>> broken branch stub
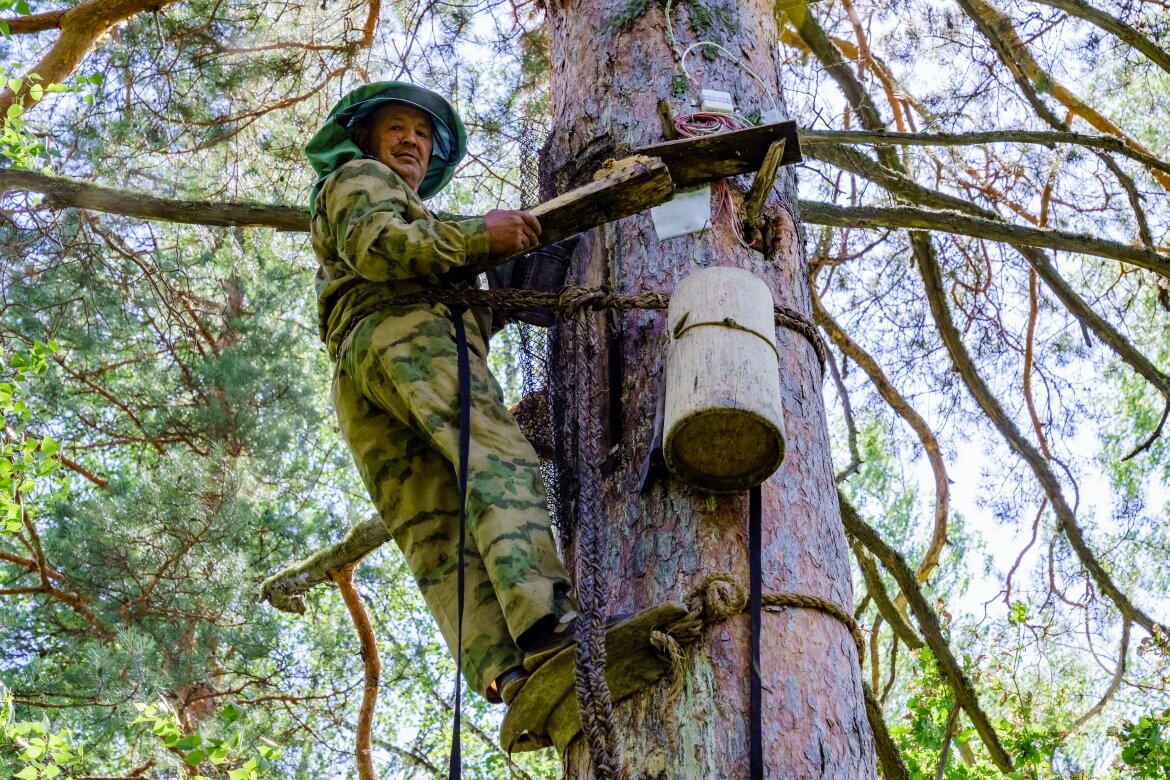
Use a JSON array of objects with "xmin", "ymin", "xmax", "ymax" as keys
[{"xmin": 258, "ymin": 514, "xmax": 391, "ymax": 614}]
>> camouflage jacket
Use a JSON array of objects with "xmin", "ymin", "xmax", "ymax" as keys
[{"xmin": 311, "ymin": 158, "xmax": 493, "ymax": 359}]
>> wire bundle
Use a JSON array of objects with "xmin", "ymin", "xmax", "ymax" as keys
[{"xmin": 673, "ymin": 112, "xmax": 753, "ymax": 246}]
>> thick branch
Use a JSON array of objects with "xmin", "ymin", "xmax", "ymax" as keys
[
  {"xmin": 1027, "ymin": 0, "xmax": 1170, "ymax": 75},
  {"xmin": 799, "ymin": 129, "xmax": 1170, "ymax": 183},
  {"xmin": 913, "ymin": 231, "xmax": 1163, "ymax": 636},
  {"xmin": 777, "ymin": 2, "xmax": 895, "ymax": 166},
  {"xmin": 2, "ymin": 10, "xmax": 67, "ymax": 34},
  {"xmin": 800, "ymin": 200, "xmax": 1170, "ymax": 277},
  {"xmin": 1, "ymin": 169, "xmax": 310, "ymax": 231},
  {"xmin": 0, "ymin": 0, "xmax": 184, "ymax": 117},
  {"xmin": 862, "ymin": 682, "xmax": 910, "ymax": 780},
  {"xmin": 839, "ymin": 491, "xmax": 1015, "ymax": 773},
  {"xmin": 259, "ymin": 515, "xmax": 390, "ymax": 614}
]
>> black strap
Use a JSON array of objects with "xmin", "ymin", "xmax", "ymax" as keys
[
  {"xmin": 449, "ymin": 306, "xmax": 471, "ymax": 780},
  {"xmin": 749, "ymin": 484, "xmax": 764, "ymax": 780}
]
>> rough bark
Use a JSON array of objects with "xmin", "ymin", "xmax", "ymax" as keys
[{"xmin": 543, "ymin": 1, "xmax": 874, "ymax": 776}]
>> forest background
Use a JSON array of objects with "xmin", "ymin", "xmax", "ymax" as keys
[{"xmin": 1, "ymin": 0, "xmax": 1168, "ymax": 778}]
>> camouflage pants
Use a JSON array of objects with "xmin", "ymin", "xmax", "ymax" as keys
[{"xmin": 333, "ymin": 303, "xmax": 572, "ymax": 697}]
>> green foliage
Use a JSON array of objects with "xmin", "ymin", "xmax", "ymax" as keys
[
  {"xmin": 1, "ymin": 685, "xmax": 84, "ymax": 779},
  {"xmin": 887, "ymin": 651, "xmax": 1068, "ymax": 779},
  {"xmin": 0, "ymin": 343, "xmax": 66, "ymax": 533},
  {"xmin": 133, "ymin": 702, "xmax": 282, "ymax": 780},
  {"xmin": 1113, "ymin": 708, "xmax": 1170, "ymax": 780}
]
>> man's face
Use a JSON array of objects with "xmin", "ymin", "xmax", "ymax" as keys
[{"xmin": 356, "ymin": 103, "xmax": 434, "ymax": 192}]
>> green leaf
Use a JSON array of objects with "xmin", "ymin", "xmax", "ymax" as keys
[
  {"xmin": 172, "ymin": 734, "xmax": 202, "ymax": 750},
  {"xmin": 185, "ymin": 748, "xmax": 206, "ymax": 766},
  {"xmin": 15, "ymin": 767, "xmax": 38, "ymax": 780},
  {"xmin": 41, "ymin": 765, "xmax": 61, "ymax": 779}
]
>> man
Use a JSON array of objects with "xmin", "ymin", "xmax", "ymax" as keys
[{"xmin": 304, "ymin": 81, "xmax": 579, "ymax": 707}]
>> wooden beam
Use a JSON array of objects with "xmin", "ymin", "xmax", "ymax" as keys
[
  {"xmin": 634, "ymin": 121, "xmax": 802, "ymax": 188},
  {"xmin": 511, "ymin": 155, "xmax": 675, "ymax": 254}
]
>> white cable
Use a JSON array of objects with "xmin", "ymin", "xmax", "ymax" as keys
[{"xmin": 679, "ymin": 41, "xmax": 780, "ymax": 111}]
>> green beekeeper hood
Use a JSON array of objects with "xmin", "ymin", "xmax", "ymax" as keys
[{"xmin": 304, "ymin": 81, "xmax": 468, "ymax": 214}]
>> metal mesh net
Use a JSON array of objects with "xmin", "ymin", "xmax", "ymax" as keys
[{"xmin": 512, "ymin": 111, "xmax": 576, "ymax": 540}]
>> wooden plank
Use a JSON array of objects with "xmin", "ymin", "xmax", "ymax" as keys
[
  {"xmin": 516, "ymin": 155, "xmax": 676, "ymax": 251},
  {"xmin": 634, "ymin": 121, "xmax": 802, "ymax": 189}
]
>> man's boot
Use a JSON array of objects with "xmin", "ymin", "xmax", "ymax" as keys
[{"xmin": 499, "ymin": 602, "xmax": 688, "ymax": 754}]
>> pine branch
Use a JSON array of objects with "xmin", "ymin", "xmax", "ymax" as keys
[
  {"xmin": 814, "ymin": 290, "xmax": 951, "ymax": 587},
  {"xmin": 808, "ymin": 140, "xmax": 1170, "ymax": 453},
  {"xmin": 800, "ymin": 200, "xmax": 1170, "ymax": 277},
  {"xmin": 0, "ymin": 0, "xmax": 185, "ymax": 117},
  {"xmin": 259, "ymin": 514, "xmax": 390, "ymax": 614},
  {"xmin": 1, "ymin": 10, "xmax": 67, "ymax": 34},
  {"xmin": 799, "ymin": 128, "xmax": 1170, "ymax": 180},
  {"xmin": 839, "ymin": 490, "xmax": 1015, "ymax": 773},
  {"xmin": 913, "ymin": 231, "xmax": 1164, "ymax": 637},
  {"xmin": 1, "ymin": 169, "xmax": 310, "ymax": 231},
  {"xmin": 1028, "ymin": 0, "xmax": 1170, "ymax": 75}
]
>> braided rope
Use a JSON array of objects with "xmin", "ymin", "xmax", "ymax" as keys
[
  {"xmin": 386, "ymin": 285, "xmax": 827, "ymax": 373},
  {"xmin": 571, "ymin": 313, "xmax": 624, "ymax": 779},
  {"xmin": 650, "ymin": 572, "xmax": 864, "ymax": 724}
]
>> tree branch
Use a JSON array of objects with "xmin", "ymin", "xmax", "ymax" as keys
[
  {"xmin": 799, "ymin": 128, "xmax": 1170, "ymax": 182},
  {"xmin": 954, "ymin": 0, "xmax": 1170, "ymax": 190},
  {"xmin": 862, "ymin": 682, "xmax": 910, "ymax": 780},
  {"xmin": 852, "ymin": 543, "xmax": 925, "ymax": 650},
  {"xmin": 914, "ymin": 231, "xmax": 1164, "ymax": 636},
  {"xmin": 1071, "ymin": 620, "xmax": 1129, "ymax": 732},
  {"xmin": 800, "ymin": 200, "xmax": 1170, "ymax": 277},
  {"xmin": 1024, "ymin": 0, "xmax": 1170, "ymax": 77},
  {"xmin": 839, "ymin": 490, "xmax": 1015, "ymax": 773},
  {"xmin": 0, "ymin": 0, "xmax": 184, "ymax": 117},
  {"xmin": 259, "ymin": 514, "xmax": 390, "ymax": 614},
  {"xmin": 2, "ymin": 10, "xmax": 67, "ymax": 35},
  {"xmin": 331, "ymin": 562, "xmax": 380, "ymax": 780},
  {"xmin": 815, "ymin": 290, "xmax": 951, "ymax": 586},
  {"xmin": 807, "ymin": 140, "xmax": 1170, "ymax": 456},
  {"xmin": 1, "ymin": 169, "xmax": 310, "ymax": 231}
]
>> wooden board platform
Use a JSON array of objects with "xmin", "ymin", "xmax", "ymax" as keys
[
  {"xmin": 635, "ymin": 120, "xmax": 801, "ymax": 188},
  {"xmin": 484, "ymin": 122, "xmax": 802, "ymax": 267},
  {"xmin": 516, "ymin": 156, "xmax": 675, "ymax": 252}
]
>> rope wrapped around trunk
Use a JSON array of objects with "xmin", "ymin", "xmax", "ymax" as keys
[
  {"xmin": 649, "ymin": 572, "xmax": 864, "ymax": 735},
  {"xmin": 387, "ymin": 285, "xmax": 828, "ymax": 373}
]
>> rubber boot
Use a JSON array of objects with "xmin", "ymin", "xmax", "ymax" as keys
[{"xmin": 499, "ymin": 602, "xmax": 688, "ymax": 754}]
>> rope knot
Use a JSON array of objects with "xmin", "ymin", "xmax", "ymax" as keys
[{"xmin": 557, "ymin": 285, "xmax": 611, "ymax": 318}]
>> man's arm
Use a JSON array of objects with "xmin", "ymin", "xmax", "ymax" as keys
[
  {"xmin": 323, "ymin": 160, "xmax": 491, "ymax": 281},
  {"xmin": 324, "ymin": 161, "xmax": 541, "ymax": 281}
]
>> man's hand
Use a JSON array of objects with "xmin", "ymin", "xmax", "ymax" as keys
[{"xmin": 484, "ymin": 209, "xmax": 541, "ymax": 255}]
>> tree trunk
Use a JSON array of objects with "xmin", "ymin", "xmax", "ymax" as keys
[{"xmin": 542, "ymin": 1, "xmax": 876, "ymax": 777}]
